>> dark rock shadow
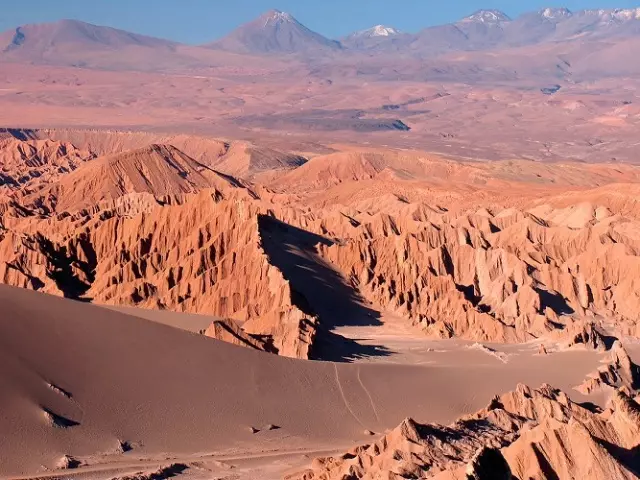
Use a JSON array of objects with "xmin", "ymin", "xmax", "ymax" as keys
[
  {"xmin": 600, "ymin": 332, "xmax": 621, "ymax": 352},
  {"xmin": 151, "ymin": 463, "xmax": 190, "ymax": 479},
  {"xmin": 312, "ymin": 330, "xmax": 392, "ymax": 363},
  {"xmin": 595, "ymin": 440, "xmax": 640, "ymax": 477},
  {"xmin": 531, "ymin": 444, "xmax": 560, "ymax": 480},
  {"xmin": 43, "ymin": 407, "xmax": 80, "ymax": 429},
  {"xmin": 35, "ymin": 234, "xmax": 95, "ymax": 302},
  {"xmin": 258, "ymin": 215, "xmax": 393, "ymax": 363},
  {"xmin": 534, "ymin": 287, "xmax": 575, "ymax": 316},
  {"xmin": 577, "ymin": 401, "xmax": 603, "ymax": 414}
]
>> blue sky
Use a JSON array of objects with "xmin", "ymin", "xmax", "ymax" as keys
[{"xmin": 1, "ymin": 1, "xmax": 638, "ymax": 43}]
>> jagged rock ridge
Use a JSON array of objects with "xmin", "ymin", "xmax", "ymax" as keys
[{"xmin": 289, "ymin": 384, "xmax": 640, "ymax": 479}]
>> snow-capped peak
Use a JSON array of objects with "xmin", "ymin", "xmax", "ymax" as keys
[
  {"xmin": 462, "ymin": 9, "xmax": 511, "ymax": 24},
  {"xmin": 371, "ymin": 25, "xmax": 400, "ymax": 37},
  {"xmin": 608, "ymin": 8, "xmax": 640, "ymax": 21},
  {"xmin": 582, "ymin": 8, "xmax": 640, "ymax": 22},
  {"xmin": 540, "ymin": 7, "xmax": 573, "ymax": 20},
  {"xmin": 348, "ymin": 24, "xmax": 402, "ymax": 39},
  {"xmin": 355, "ymin": 24, "xmax": 401, "ymax": 38},
  {"xmin": 262, "ymin": 10, "xmax": 297, "ymax": 27}
]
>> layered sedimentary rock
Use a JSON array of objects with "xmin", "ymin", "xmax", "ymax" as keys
[
  {"xmin": 0, "ymin": 138, "xmax": 318, "ymax": 357},
  {"xmin": 0, "ymin": 192, "xmax": 318, "ymax": 358},
  {"xmin": 289, "ymin": 384, "xmax": 640, "ymax": 480},
  {"xmin": 21, "ymin": 144, "xmax": 245, "ymax": 213}
]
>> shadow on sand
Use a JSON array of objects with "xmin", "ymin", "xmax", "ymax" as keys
[{"xmin": 258, "ymin": 214, "xmax": 392, "ymax": 363}]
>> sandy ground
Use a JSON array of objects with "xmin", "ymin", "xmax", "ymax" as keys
[{"xmin": 0, "ymin": 288, "xmax": 609, "ymax": 480}]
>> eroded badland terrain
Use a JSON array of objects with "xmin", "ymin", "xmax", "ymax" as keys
[{"xmin": 1, "ymin": 7, "xmax": 640, "ymax": 480}]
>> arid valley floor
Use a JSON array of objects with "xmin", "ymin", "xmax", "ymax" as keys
[{"xmin": 2, "ymin": 6, "xmax": 640, "ymax": 480}]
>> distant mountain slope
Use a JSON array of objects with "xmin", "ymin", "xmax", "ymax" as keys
[
  {"xmin": 0, "ymin": 19, "xmax": 177, "ymax": 54},
  {"xmin": 0, "ymin": 19, "xmax": 189, "ymax": 70},
  {"xmin": 205, "ymin": 10, "xmax": 342, "ymax": 54},
  {"xmin": 2, "ymin": 7, "xmax": 639, "ymax": 65},
  {"xmin": 0, "ymin": 18, "xmax": 290, "ymax": 72},
  {"xmin": 468, "ymin": 7, "xmax": 640, "ymax": 47}
]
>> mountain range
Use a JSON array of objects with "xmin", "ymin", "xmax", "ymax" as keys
[
  {"xmin": 1, "ymin": 7, "xmax": 640, "ymax": 62},
  {"xmin": 1, "ymin": 6, "xmax": 640, "ymax": 161}
]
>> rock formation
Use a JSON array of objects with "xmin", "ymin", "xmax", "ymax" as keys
[
  {"xmin": 316, "ymin": 204, "xmax": 640, "ymax": 342},
  {"xmin": 289, "ymin": 384, "xmax": 640, "ymax": 479},
  {"xmin": 0, "ymin": 137, "xmax": 93, "ymax": 198},
  {"xmin": 577, "ymin": 341, "xmax": 640, "ymax": 395},
  {"xmin": 21, "ymin": 144, "xmax": 244, "ymax": 213},
  {"xmin": 0, "ymin": 137, "xmax": 318, "ymax": 357},
  {"xmin": 202, "ymin": 319, "xmax": 271, "ymax": 352},
  {"xmin": 2, "ymin": 132, "xmax": 640, "ymax": 358}
]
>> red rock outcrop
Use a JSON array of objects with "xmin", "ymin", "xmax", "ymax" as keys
[
  {"xmin": 78, "ymin": 192, "xmax": 316, "ymax": 358},
  {"xmin": 315, "ymin": 203, "xmax": 640, "ymax": 342},
  {"xmin": 22, "ymin": 144, "xmax": 247, "ymax": 213},
  {"xmin": 0, "ymin": 139, "xmax": 318, "ymax": 357}
]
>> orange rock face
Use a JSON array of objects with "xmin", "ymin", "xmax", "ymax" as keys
[{"xmin": 576, "ymin": 341, "xmax": 640, "ymax": 395}]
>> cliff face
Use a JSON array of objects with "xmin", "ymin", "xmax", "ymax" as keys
[
  {"xmin": 0, "ymin": 137, "xmax": 318, "ymax": 358},
  {"xmin": 2, "ymin": 192, "xmax": 317, "ymax": 358}
]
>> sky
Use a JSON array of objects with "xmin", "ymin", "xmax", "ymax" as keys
[{"xmin": 1, "ymin": 0, "xmax": 638, "ymax": 44}]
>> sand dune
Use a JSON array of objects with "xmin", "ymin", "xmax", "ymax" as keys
[{"xmin": 0, "ymin": 285, "xmax": 609, "ymax": 478}]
